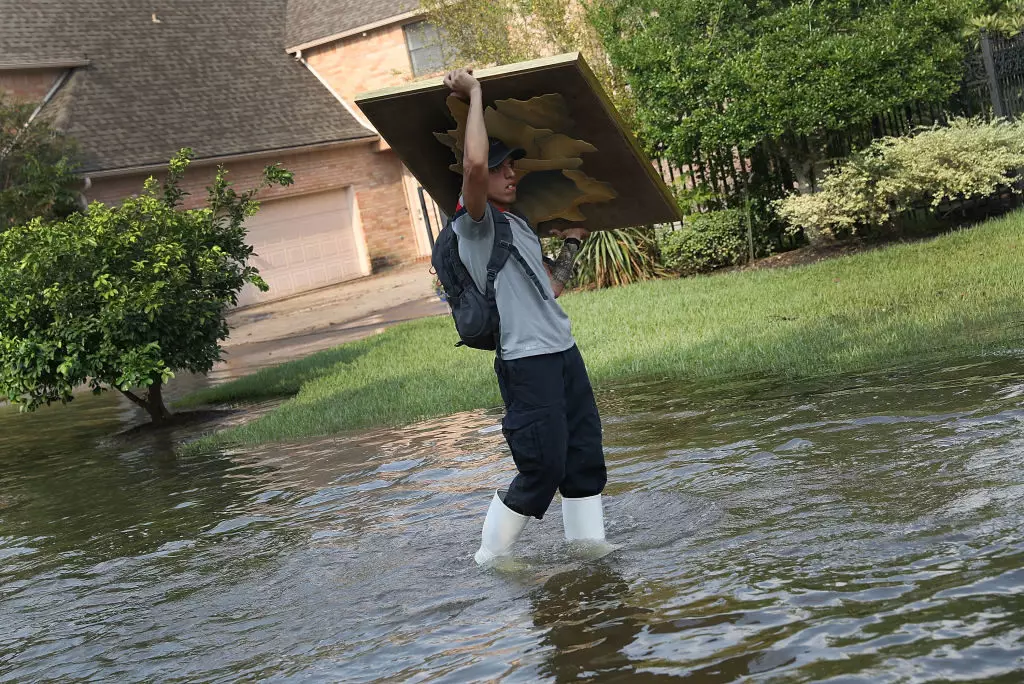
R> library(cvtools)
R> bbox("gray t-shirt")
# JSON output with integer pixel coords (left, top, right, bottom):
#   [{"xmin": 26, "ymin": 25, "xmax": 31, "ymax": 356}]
[{"xmin": 453, "ymin": 205, "xmax": 575, "ymax": 360}]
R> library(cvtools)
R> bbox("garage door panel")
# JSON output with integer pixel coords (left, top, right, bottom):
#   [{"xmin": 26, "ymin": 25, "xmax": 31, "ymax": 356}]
[
  {"xmin": 301, "ymin": 244, "xmax": 320, "ymax": 261},
  {"xmin": 236, "ymin": 189, "xmax": 366, "ymax": 307},
  {"xmin": 315, "ymin": 265, "xmax": 332, "ymax": 283},
  {"xmin": 264, "ymin": 247, "xmax": 289, "ymax": 268}
]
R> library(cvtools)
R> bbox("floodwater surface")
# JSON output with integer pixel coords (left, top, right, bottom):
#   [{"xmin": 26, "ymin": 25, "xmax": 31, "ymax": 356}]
[{"xmin": 1, "ymin": 355, "xmax": 1024, "ymax": 681}]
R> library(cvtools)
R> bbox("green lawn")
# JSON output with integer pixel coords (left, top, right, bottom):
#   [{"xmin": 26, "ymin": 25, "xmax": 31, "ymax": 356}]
[{"xmin": 180, "ymin": 211, "xmax": 1024, "ymax": 451}]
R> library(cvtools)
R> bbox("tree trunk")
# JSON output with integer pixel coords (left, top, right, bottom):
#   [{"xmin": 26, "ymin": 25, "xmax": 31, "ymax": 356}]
[
  {"xmin": 119, "ymin": 379, "xmax": 172, "ymax": 425},
  {"xmin": 145, "ymin": 380, "xmax": 172, "ymax": 424},
  {"xmin": 775, "ymin": 133, "xmax": 829, "ymax": 195}
]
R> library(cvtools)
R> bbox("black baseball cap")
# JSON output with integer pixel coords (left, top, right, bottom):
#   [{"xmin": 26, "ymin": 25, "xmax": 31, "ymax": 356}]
[{"xmin": 488, "ymin": 137, "xmax": 526, "ymax": 169}]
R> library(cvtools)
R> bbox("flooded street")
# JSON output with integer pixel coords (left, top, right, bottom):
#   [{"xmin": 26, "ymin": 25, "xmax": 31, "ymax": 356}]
[{"xmin": 2, "ymin": 355, "xmax": 1023, "ymax": 681}]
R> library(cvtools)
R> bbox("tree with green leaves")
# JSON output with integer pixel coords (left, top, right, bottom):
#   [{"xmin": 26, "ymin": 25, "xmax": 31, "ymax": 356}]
[
  {"xmin": 1, "ymin": 92, "xmax": 81, "ymax": 231},
  {"xmin": 590, "ymin": 0, "xmax": 983, "ymax": 185},
  {"xmin": 422, "ymin": 0, "xmax": 633, "ymax": 119},
  {"xmin": 0, "ymin": 149, "xmax": 293, "ymax": 424}
]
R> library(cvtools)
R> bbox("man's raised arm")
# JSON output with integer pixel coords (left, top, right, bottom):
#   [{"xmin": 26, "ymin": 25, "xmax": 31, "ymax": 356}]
[{"xmin": 444, "ymin": 68, "xmax": 488, "ymax": 221}]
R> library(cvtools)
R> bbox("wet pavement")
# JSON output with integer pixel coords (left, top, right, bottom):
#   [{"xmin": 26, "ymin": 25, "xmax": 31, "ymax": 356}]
[
  {"xmin": 225, "ymin": 263, "xmax": 443, "ymax": 347},
  {"xmin": 214, "ymin": 297, "xmax": 449, "ymax": 384},
  {"xmin": 169, "ymin": 267, "xmax": 449, "ymax": 397}
]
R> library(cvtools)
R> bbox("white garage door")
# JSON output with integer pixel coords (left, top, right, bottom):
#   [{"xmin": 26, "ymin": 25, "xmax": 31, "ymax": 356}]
[{"xmin": 237, "ymin": 188, "xmax": 369, "ymax": 307}]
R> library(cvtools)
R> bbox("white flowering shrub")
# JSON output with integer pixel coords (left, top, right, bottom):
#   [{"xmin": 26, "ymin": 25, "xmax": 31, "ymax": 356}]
[{"xmin": 777, "ymin": 118, "xmax": 1024, "ymax": 238}]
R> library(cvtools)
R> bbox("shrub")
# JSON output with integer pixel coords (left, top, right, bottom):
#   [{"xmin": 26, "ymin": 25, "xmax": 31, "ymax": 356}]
[
  {"xmin": 659, "ymin": 209, "xmax": 750, "ymax": 275},
  {"xmin": 0, "ymin": 149, "xmax": 293, "ymax": 423},
  {"xmin": 1, "ymin": 93, "xmax": 81, "ymax": 231},
  {"xmin": 776, "ymin": 117, "xmax": 1024, "ymax": 238},
  {"xmin": 570, "ymin": 228, "xmax": 665, "ymax": 289}
]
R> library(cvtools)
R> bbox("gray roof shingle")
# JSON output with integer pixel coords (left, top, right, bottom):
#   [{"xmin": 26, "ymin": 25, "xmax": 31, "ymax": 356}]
[
  {"xmin": 285, "ymin": 0, "xmax": 420, "ymax": 51},
  {"xmin": 0, "ymin": 0, "xmax": 375, "ymax": 173}
]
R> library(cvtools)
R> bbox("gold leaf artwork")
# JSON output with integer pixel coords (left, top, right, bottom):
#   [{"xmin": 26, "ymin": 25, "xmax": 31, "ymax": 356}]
[
  {"xmin": 483, "ymin": 108, "xmax": 550, "ymax": 160},
  {"xmin": 435, "ymin": 93, "xmax": 617, "ymax": 227},
  {"xmin": 536, "ymin": 134, "xmax": 597, "ymax": 162},
  {"xmin": 493, "ymin": 94, "xmax": 574, "ymax": 132},
  {"xmin": 515, "ymin": 157, "xmax": 583, "ymax": 172},
  {"xmin": 514, "ymin": 171, "xmax": 590, "ymax": 224}
]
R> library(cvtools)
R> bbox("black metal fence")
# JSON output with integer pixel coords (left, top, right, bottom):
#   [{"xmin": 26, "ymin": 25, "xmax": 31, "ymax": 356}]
[{"xmin": 978, "ymin": 32, "xmax": 1024, "ymax": 119}]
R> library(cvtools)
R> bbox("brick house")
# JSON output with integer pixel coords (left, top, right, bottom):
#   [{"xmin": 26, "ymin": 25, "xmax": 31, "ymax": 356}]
[
  {"xmin": 284, "ymin": 0, "xmax": 455, "ymax": 283},
  {"xmin": 0, "ymin": 0, "xmax": 451, "ymax": 307}
]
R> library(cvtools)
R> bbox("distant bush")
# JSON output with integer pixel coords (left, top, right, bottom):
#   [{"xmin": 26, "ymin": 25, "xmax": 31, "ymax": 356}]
[
  {"xmin": 1, "ymin": 92, "xmax": 80, "ymax": 231},
  {"xmin": 659, "ymin": 209, "xmax": 750, "ymax": 275},
  {"xmin": 776, "ymin": 117, "xmax": 1024, "ymax": 239}
]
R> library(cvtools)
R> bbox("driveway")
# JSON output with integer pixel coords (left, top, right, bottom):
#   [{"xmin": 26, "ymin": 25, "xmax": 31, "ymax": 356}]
[{"xmin": 210, "ymin": 264, "xmax": 449, "ymax": 382}]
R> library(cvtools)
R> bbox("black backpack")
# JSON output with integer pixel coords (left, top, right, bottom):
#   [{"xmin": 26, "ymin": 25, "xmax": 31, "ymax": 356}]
[{"xmin": 431, "ymin": 203, "xmax": 548, "ymax": 353}]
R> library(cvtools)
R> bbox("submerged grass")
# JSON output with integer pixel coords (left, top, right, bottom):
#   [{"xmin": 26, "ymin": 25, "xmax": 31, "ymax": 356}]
[{"xmin": 180, "ymin": 211, "xmax": 1024, "ymax": 451}]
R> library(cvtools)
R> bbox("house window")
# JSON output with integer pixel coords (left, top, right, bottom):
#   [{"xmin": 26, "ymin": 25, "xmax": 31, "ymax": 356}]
[{"xmin": 404, "ymin": 20, "xmax": 448, "ymax": 77}]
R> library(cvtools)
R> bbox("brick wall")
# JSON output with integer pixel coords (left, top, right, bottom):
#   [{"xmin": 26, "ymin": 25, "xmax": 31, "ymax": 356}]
[
  {"xmin": 305, "ymin": 24, "xmax": 416, "ymax": 105},
  {"xmin": 85, "ymin": 142, "xmax": 421, "ymax": 266},
  {"xmin": 302, "ymin": 21, "xmax": 447, "ymax": 263},
  {"xmin": 0, "ymin": 68, "xmax": 64, "ymax": 102}
]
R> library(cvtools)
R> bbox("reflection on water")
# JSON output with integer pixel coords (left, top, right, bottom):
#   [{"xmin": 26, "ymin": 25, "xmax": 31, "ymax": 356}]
[{"xmin": 1, "ymin": 355, "xmax": 1024, "ymax": 681}]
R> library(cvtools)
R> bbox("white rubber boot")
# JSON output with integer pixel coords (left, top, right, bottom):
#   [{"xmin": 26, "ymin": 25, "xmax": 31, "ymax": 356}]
[
  {"xmin": 474, "ymin": 491, "xmax": 529, "ymax": 565},
  {"xmin": 562, "ymin": 493, "xmax": 606, "ymax": 542},
  {"xmin": 562, "ymin": 493, "xmax": 618, "ymax": 559}
]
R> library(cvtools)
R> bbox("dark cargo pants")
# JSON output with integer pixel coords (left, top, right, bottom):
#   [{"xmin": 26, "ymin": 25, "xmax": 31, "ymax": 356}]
[{"xmin": 495, "ymin": 344, "xmax": 607, "ymax": 519}]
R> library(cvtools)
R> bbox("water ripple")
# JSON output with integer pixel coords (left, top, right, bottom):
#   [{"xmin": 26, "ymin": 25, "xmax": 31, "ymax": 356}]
[{"xmin": 1, "ymin": 356, "xmax": 1024, "ymax": 680}]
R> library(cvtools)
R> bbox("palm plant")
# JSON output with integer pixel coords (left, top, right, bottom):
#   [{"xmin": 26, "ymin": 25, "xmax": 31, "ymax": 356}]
[{"xmin": 571, "ymin": 227, "xmax": 666, "ymax": 289}]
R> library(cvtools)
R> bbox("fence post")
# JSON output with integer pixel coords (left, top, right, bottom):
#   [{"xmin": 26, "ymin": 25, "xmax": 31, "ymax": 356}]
[
  {"xmin": 980, "ymin": 32, "xmax": 1007, "ymax": 118},
  {"xmin": 745, "ymin": 193, "xmax": 755, "ymax": 264}
]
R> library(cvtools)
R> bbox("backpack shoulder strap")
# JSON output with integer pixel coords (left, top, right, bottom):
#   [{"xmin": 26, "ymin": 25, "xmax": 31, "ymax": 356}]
[
  {"xmin": 483, "ymin": 204, "xmax": 512, "ymax": 303},
  {"xmin": 447, "ymin": 206, "xmax": 468, "ymax": 228},
  {"xmin": 484, "ymin": 204, "xmax": 549, "ymax": 302}
]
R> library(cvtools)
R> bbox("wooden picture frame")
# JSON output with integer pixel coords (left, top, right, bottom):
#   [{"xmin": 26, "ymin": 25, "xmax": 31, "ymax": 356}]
[{"xmin": 355, "ymin": 52, "xmax": 682, "ymax": 233}]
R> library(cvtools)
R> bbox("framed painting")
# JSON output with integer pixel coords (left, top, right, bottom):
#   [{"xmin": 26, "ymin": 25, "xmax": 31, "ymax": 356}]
[{"xmin": 355, "ymin": 52, "xmax": 682, "ymax": 234}]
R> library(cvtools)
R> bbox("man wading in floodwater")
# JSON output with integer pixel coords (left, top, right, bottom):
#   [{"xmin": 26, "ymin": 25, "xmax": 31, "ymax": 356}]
[{"xmin": 439, "ymin": 67, "xmax": 609, "ymax": 565}]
